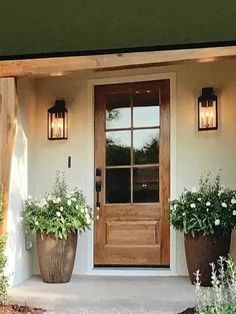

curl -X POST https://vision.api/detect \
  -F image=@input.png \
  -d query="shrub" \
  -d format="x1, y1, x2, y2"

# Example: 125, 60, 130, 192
0, 190, 8, 304
23, 172, 93, 239
170, 173, 236, 236
195, 257, 236, 313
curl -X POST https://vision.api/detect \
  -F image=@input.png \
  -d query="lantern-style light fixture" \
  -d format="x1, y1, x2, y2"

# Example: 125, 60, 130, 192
48, 100, 68, 140
198, 87, 218, 131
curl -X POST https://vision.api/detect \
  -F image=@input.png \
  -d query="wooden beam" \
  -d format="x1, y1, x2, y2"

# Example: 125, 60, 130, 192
0, 46, 236, 77
0, 78, 17, 233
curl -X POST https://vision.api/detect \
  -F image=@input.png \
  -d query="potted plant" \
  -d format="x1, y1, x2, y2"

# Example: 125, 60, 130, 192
23, 172, 92, 283
170, 173, 236, 286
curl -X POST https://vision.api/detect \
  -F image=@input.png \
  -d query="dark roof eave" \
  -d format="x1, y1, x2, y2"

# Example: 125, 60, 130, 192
1, 40, 236, 62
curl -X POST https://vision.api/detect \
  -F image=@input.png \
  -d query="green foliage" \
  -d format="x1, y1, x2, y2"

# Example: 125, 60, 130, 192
195, 257, 236, 314
134, 137, 158, 164
198, 302, 236, 314
170, 173, 236, 236
0, 190, 8, 305
23, 172, 93, 239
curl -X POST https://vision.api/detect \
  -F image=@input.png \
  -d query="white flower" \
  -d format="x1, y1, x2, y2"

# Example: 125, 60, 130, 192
76, 205, 79, 210
56, 211, 61, 217
172, 204, 177, 211
81, 208, 86, 214
35, 221, 39, 226
41, 198, 48, 206
215, 219, 220, 226
56, 197, 61, 203
72, 197, 76, 202
221, 202, 227, 208
190, 203, 196, 209
85, 214, 91, 224
197, 198, 201, 202
206, 208, 209, 212
233, 210, 236, 216
218, 191, 222, 197
53, 199, 57, 204
231, 198, 236, 205
206, 202, 211, 206
67, 200, 72, 206
60, 206, 64, 212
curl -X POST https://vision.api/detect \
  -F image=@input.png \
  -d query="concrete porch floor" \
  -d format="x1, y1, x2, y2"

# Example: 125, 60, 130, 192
9, 276, 195, 314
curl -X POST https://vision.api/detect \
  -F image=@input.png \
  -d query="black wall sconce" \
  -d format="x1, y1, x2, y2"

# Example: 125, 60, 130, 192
48, 100, 68, 140
198, 87, 218, 131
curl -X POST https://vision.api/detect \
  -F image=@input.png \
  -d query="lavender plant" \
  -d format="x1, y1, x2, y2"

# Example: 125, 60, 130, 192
195, 257, 236, 313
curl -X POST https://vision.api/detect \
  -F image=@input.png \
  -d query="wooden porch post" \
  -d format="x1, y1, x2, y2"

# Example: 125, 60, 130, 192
0, 78, 17, 234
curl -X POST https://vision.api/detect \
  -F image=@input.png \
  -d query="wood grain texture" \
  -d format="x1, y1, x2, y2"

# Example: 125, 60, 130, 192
185, 233, 231, 286
0, 78, 17, 234
94, 80, 170, 266
0, 47, 236, 78
106, 221, 159, 246
36, 231, 78, 283
159, 79, 171, 265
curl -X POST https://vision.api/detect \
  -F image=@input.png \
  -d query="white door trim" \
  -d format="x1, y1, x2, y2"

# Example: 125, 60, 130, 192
87, 72, 177, 276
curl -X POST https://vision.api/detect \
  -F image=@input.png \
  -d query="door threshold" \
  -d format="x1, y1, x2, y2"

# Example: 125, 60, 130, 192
94, 265, 170, 268
88, 267, 175, 276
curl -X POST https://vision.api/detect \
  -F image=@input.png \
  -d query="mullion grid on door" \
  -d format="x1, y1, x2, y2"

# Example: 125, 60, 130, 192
105, 89, 160, 204
131, 88, 160, 204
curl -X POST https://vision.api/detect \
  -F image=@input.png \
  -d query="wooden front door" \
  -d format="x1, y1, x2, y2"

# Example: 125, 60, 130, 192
94, 80, 170, 266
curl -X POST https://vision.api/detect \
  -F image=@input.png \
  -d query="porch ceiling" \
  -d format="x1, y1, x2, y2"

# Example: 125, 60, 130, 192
1, 46, 236, 78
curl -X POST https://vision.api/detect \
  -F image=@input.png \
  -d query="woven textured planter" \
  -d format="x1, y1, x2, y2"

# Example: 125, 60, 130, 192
184, 232, 231, 287
36, 231, 77, 283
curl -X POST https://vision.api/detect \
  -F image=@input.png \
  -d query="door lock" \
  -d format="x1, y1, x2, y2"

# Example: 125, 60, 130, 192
95, 168, 102, 217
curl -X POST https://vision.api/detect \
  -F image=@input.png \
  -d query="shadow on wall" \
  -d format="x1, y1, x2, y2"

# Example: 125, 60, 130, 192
230, 230, 236, 261
6, 124, 32, 287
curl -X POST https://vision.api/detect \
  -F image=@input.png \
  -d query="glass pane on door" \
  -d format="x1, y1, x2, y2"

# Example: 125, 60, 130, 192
106, 168, 131, 203
106, 94, 131, 129
133, 167, 159, 203
106, 131, 131, 166
133, 129, 159, 165
133, 91, 159, 128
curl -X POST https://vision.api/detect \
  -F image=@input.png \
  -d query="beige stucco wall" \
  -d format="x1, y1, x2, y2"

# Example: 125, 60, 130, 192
13, 58, 236, 279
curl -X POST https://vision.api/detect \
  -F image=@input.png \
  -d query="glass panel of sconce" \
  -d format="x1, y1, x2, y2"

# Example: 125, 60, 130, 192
48, 100, 68, 140
198, 88, 218, 131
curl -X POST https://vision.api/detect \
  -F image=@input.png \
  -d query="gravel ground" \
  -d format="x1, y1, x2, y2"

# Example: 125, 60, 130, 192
0, 305, 44, 314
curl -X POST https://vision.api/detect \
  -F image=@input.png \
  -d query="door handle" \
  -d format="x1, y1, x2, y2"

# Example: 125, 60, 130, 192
96, 181, 101, 208
95, 168, 102, 219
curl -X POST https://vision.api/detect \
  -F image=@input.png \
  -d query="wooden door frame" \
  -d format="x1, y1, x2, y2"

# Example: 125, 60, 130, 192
87, 72, 177, 275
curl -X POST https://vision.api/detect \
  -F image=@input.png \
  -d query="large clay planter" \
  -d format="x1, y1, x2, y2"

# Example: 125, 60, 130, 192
184, 231, 231, 287
36, 231, 77, 283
